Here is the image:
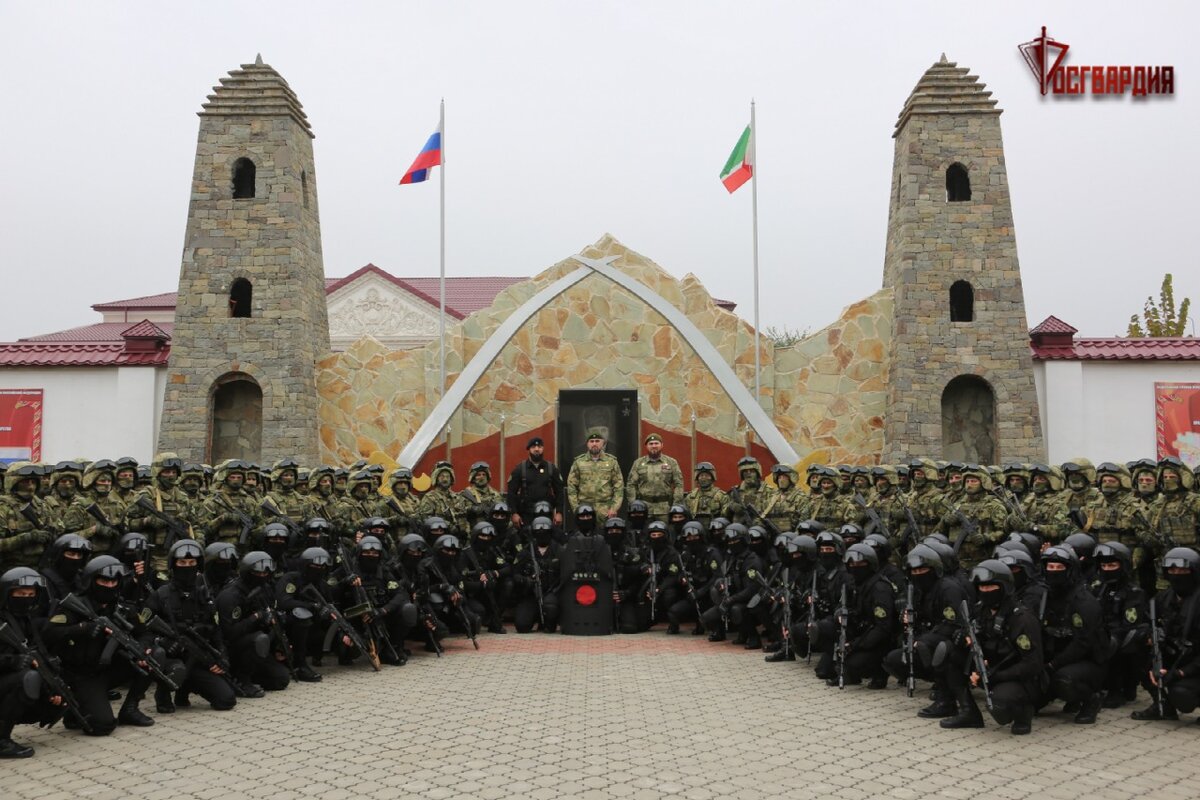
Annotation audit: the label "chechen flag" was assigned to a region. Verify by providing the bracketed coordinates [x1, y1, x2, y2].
[399, 124, 443, 185]
[720, 125, 753, 193]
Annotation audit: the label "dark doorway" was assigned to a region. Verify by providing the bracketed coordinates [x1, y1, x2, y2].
[210, 374, 263, 463]
[557, 389, 640, 481]
[232, 158, 256, 199]
[950, 280, 974, 322]
[941, 375, 995, 463]
[229, 278, 252, 318]
[946, 163, 971, 202]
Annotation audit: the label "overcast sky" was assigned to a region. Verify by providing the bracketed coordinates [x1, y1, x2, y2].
[1, 2, 1196, 344]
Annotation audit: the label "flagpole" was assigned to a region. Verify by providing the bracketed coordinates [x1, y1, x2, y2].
[439, 98, 446, 401]
[750, 99, 761, 406]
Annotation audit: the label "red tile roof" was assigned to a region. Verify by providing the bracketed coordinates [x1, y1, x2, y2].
[0, 342, 170, 367]
[1028, 315, 1077, 335]
[91, 291, 178, 311]
[119, 320, 170, 339]
[1032, 337, 1200, 361]
[20, 322, 176, 343]
[323, 265, 525, 320]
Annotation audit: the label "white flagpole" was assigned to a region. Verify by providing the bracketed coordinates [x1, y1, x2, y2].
[439, 98, 446, 401]
[750, 99, 761, 406]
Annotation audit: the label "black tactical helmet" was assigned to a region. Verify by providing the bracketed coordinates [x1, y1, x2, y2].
[969, 559, 1015, 595]
[793, 534, 818, 560]
[167, 539, 204, 572]
[238, 551, 276, 581]
[708, 517, 729, 533]
[531, 516, 554, 532]
[997, 547, 1035, 579]
[838, 523, 864, 544]
[0, 567, 46, 612]
[425, 517, 449, 535]
[491, 501, 510, 518]
[722, 526, 747, 547]
[50, 533, 93, 564]
[117, 532, 149, 558]
[1162, 547, 1200, 574]
[82, 555, 127, 587]
[844, 542, 879, 572]
[668, 504, 689, 521]
[1041, 545, 1079, 577]
[305, 517, 333, 534]
[905, 543, 945, 577]
[863, 532, 892, 561]
[924, 540, 957, 573]
[794, 519, 825, 536]
[815, 530, 845, 555]
[922, 533, 951, 548]
[263, 522, 290, 542]
[532, 500, 553, 516]
[302, 546, 334, 568]
[400, 533, 429, 556]
[472, 522, 497, 541]
[681, 521, 704, 540]
[434, 534, 461, 554]
[647, 521, 669, 538]
[1006, 532, 1043, 561]
[205, 541, 238, 565]
[1063, 532, 1097, 562]
[604, 516, 627, 532]
[627, 500, 649, 517]
[747, 525, 768, 546]
[362, 516, 390, 532]
[1094, 541, 1132, 574]
[575, 504, 596, 520]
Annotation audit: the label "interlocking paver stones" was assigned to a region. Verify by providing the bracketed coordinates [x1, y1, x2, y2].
[3, 632, 1198, 800]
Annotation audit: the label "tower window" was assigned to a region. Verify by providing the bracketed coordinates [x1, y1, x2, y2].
[946, 163, 971, 202]
[230, 278, 252, 318]
[232, 158, 256, 199]
[950, 280, 974, 322]
[301, 170, 309, 209]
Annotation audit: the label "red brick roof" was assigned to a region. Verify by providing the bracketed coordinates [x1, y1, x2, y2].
[119, 320, 170, 339]
[1028, 315, 1077, 336]
[20, 322, 176, 343]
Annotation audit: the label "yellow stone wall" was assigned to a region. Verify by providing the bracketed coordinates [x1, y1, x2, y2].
[316, 235, 894, 468]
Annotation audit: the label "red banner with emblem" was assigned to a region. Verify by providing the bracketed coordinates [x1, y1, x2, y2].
[0, 389, 42, 464]
[1155, 382, 1200, 468]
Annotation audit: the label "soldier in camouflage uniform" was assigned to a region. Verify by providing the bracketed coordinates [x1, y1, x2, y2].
[202, 459, 261, 547]
[1128, 458, 1163, 593]
[305, 465, 340, 523]
[836, 465, 854, 496]
[380, 467, 421, 541]
[1061, 458, 1103, 521]
[1086, 462, 1145, 550]
[765, 464, 806, 533]
[0, 462, 59, 570]
[459, 462, 506, 528]
[942, 462, 966, 505]
[334, 469, 381, 540]
[179, 462, 207, 504]
[725, 456, 778, 528]
[905, 458, 945, 542]
[262, 458, 313, 528]
[938, 465, 1008, 569]
[625, 434, 684, 524]
[111, 456, 140, 511]
[805, 465, 856, 529]
[683, 462, 729, 530]
[418, 461, 471, 535]
[60, 459, 125, 553]
[1002, 463, 1032, 505]
[42, 460, 84, 526]
[860, 466, 908, 552]
[1022, 464, 1073, 544]
[1148, 457, 1200, 551]
[567, 430, 624, 519]
[123, 452, 198, 577]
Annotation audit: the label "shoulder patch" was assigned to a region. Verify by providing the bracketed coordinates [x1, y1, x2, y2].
[326, 577, 338, 586]
[668, 564, 679, 573]
[1125, 607, 1138, 624]
[874, 606, 887, 619]
[387, 580, 400, 590]
[285, 582, 296, 594]
[710, 560, 719, 570]
[1072, 612, 1083, 628]
[747, 569, 757, 578]
[49, 614, 67, 624]
[514, 544, 523, 552]
[231, 607, 242, 620]
[943, 606, 956, 621]
[1016, 633, 1032, 651]
[138, 608, 153, 624]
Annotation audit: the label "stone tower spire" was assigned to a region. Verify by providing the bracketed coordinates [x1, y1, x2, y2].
[158, 58, 329, 464]
[881, 57, 1044, 463]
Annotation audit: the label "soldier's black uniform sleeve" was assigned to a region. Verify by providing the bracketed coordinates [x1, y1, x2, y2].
[730, 553, 764, 604]
[931, 578, 969, 639]
[1048, 590, 1106, 670]
[991, 606, 1044, 683]
[851, 577, 896, 652]
[216, 585, 259, 641]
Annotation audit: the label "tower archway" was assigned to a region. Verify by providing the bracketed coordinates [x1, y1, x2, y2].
[209, 373, 263, 462]
[941, 375, 995, 463]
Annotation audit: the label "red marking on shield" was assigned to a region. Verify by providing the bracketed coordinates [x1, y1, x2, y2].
[575, 585, 597, 606]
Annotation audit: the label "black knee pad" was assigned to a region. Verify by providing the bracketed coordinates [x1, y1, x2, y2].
[1052, 674, 1079, 704]
[1167, 684, 1199, 714]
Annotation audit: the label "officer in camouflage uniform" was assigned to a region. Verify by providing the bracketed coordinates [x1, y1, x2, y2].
[417, 461, 471, 536]
[836, 465, 854, 496]
[0, 462, 59, 570]
[804, 465, 856, 529]
[938, 465, 1008, 570]
[111, 456, 140, 511]
[263, 458, 313, 528]
[60, 459, 125, 553]
[1022, 464, 1072, 544]
[1128, 459, 1162, 593]
[305, 465, 340, 523]
[334, 470, 378, 540]
[683, 462, 729, 530]
[123, 452, 198, 577]
[942, 462, 966, 505]
[1086, 462, 1144, 550]
[861, 466, 908, 551]
[378, 467, 421, 542]
[762, 464, 803, 532]
[625, 434, 684, 524]
[179, 463, 207, 505]
[567, 430, 624, 519]
[458, 462, 506, 528]
[202, 460, 260, 547]
[725, 456, 778, 528]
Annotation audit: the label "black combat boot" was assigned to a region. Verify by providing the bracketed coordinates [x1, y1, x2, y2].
[666, 622, 680, 634]
[691, 623, 705, 636]
[0, 737, 33, 759]
[1074, 693, 1101, 724]
[118, 696, 155, 727]
[917, 699, 957, 718]
[765, 648, 795, 663]
[295, 661, 323, 682]
[1010, 707, 1034, 735]
[154, 685, 175, 714]
[1131, 697, 1178, 720]
[940, 690, 984, 729]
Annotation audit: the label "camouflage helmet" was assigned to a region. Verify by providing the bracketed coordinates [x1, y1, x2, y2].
[51, 459, 85, 488]
[307, 464, 335, 490]
[1127, 458, 1159, 484]
[694, 461, 717, 481]
[3, 461, 40, 494]
[348, 469, 375, 493]
[1157, 457, 1196, 492]
[269, 457, 301, 484]
[770, 463, 797, 480]
[468, 461, 491, 479]
[960, 464, 992, 490]
[431, 461, 456, 486]
[736, 456, 762, 481]
[81, 459, 117, 490]
[1061, 457, 1097, 485]
[869, 465, 899, 487]
[390, 467, 414, 491]
[1095, 461, 1132, 491]
[1028, 463, 1065, 492]
[212, 458, 249, 486]
[151, 452, 184, 480]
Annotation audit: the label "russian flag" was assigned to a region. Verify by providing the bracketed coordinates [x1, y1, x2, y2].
[400, 124, 443, 185]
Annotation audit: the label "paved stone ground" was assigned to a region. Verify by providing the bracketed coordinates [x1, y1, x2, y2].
[4, 632, 1197, 800]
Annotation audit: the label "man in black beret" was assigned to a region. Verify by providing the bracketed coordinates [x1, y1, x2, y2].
[506, 437, 564, 529]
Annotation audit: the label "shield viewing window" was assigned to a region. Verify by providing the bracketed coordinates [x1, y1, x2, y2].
[946, 163, 971, 202]
[232, 157, 256, 199]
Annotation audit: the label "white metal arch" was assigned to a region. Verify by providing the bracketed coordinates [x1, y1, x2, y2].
[396, 254, 799, 467]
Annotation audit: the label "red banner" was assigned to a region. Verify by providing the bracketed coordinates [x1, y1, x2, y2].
[0, 389, 42, 464]
[1155, 382, 1200, 468]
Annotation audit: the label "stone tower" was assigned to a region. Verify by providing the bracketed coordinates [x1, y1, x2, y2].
[882, 56, 1044, 464]
[158, 56, 329, 464]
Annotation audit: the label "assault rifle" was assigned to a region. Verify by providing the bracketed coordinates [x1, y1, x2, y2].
[805, 569, 817, 663]
[260, 498, 302, 537]
[25, 503, 56, 571]
[0, 621, 92, 733]
[1149, 598, 1165, 718]
[143, 613, 249, 696]
[461, 542, 501, 626]
[895, 494, 922, 553]
[525, 533, 546, 630]
[427, 558, 479, 650]
[134, 496, 191, 551]
[743, 501, 783, 539]
[834, 584, 849, 690]
[85, 502, 126, 537]
[992, 486, 1029, 528]
[244, 585, 295, 675]
[951, 508, 978, 556]
[853, 493, 891, 541]
[677, 555, 704, 625]
[336, 539, 402, 666]
[779, 565, 792, 659]
[959, 599, 993, 711]
[299, 583, 376, 671]
[214, 493, 255, 546]
[58, 594, 178, 691]
[644, 546, 659, 620]
[903, 583, 915, 697]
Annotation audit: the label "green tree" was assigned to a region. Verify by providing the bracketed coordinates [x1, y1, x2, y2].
[764, 325, 810, 347]
[1127, 273, 1191, 337]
